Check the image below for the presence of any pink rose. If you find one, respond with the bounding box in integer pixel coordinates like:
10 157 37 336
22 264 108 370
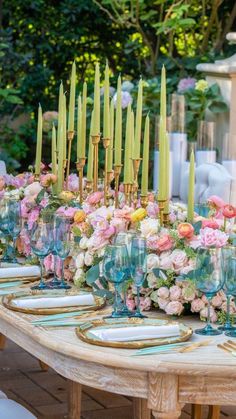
191 298 205 313
202 219 219 229
211 294 223 308
157 297 169 310
170 249 188 273
169 285 182 301
200 227 228 248
159 252 173 270
114 206 133 220
87 191 104 205
157 287 169 299
200 306 217 323
147 235 159 250
165 301 184 316
157 235 173 252
139 297 152 311
208 195 225 209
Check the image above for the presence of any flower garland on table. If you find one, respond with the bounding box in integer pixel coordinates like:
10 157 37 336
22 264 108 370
0 172 236 322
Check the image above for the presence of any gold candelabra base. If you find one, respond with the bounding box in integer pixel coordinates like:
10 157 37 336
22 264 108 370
163 211 170 226
132 158 142 208
92 134 101 193
158 199 167 227
114 164 122 209
76 157 86 204
66 130 75 190
86 180 93 195
124 183 132 206
103 137 111 207
140 194 149 209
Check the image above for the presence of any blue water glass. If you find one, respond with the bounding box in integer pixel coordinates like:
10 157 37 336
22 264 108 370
54 215 71 290
47 250 61 288
194 204 209 218
130 237 147 318
194 247 224 336
103 244 130 318
0 199 15 263
30 222 54 290
220 246 236 337
7 199 21 264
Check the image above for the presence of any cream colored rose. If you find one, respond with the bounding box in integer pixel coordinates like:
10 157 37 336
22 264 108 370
147 253 159 271
84 251 94 266
79 237 88 250
75 252 85 269
24 182 43 198
140 218 159 238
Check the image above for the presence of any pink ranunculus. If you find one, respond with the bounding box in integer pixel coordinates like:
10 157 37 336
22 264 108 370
222 204 236 219
202 219 220 229
157 235 173 252
165 301 184 316
208 195 225 209
170 249 188 273
169 285 182 301
0 176 5 191
114 206 133 220
87 191 104 205
177 223 194 240
200 306 217 323
147 202 159 218
191 298 205 313
139 297 152 311
157 287 170 299
200 227 229 248
157 297 169 310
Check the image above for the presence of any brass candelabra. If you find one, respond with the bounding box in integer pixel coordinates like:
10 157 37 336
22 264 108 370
158 199 166 227
92 134 101 192
66 130 75 189
124 183 132 206
132 158 142 208
103 137 111 207
114 164 122 209
86 180 93 195
76 157 86 204
140 194 149 209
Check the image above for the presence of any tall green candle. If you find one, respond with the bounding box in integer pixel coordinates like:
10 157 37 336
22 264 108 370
51 124 57 195
63 93 67 162
187 150 195 222
76 95 82 161
141 114 150 196
35 104 43 176
92 63 100 136
130 110 134 183
160 65 166 133
103 61 110 139
114 75 122 166
123 104 132 184
57 124 64 194
87 110 94 182
68 61 76 132
57 82 64 154
164 133 170 214
108 99 114 172
81 82 87 158
158 117 166 200
133 78 143 159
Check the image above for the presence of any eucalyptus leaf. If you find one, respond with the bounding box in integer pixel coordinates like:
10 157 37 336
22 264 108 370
86 264 100 286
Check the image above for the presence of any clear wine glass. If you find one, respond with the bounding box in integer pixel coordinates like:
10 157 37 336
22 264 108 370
103 244 130 318
194 247 224 335
130 237 147 318
54 215 71 290
30 221 53 290
7 199 21 264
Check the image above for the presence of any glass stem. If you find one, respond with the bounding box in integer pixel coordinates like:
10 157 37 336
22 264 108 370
136 286 141 314
226 294 231 327
12 236 17 260
206 297 212 330
39 258 45 287
60 258 66 285
114 286 119 313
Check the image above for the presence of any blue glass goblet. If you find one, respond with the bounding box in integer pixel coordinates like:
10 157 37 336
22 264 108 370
194 247 224 335
30 221 53 290
7 199 21 264
103 244 130 318
130 237 147 318
54 215 71 290
0 199 14 263
220 246 236 337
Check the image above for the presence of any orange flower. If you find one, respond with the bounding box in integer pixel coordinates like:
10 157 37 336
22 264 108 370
177 223 194 239
74 210 86 224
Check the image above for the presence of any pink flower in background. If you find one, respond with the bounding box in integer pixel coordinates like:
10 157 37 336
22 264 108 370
157 287 169 299
24 182 43 199
18 228 31 256
169 285 182 301
68 174 79 193
57 206 77 219
165 301 184 315
200 306 217 323
200 227 228 248
114 206 133 220
177 77 196 93
191 298 205 313
44 254 54 273
87 191 104 205
110 217 127 232
147 235 159 250
147 202 159 218
157 297 169 310
159 252 173 270
188 235 201 249
126 297 136 311
157 235 173 252
208 195 225 209
28 208 40 229
139 297 152 311
41 173 57 188
202 219 219 229
170 249 188 273
211 294 223 308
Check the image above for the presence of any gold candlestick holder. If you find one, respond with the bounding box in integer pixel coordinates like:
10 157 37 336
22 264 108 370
86 180 93 195
132 158 142 208
66 130 75 190
163 211 170 226
92 134 101 192
158 199 166 227
76 157 86 204
140 194 149 209
114 164 122 209
103 137 111 207
124 183 132 206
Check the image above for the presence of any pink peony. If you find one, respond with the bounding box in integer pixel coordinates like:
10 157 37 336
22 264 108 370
157 235 173 252
157 287 170 299
191 298 205 313
87 191 104 205
165 301 184 316
169 285 182 301
200 227 228 248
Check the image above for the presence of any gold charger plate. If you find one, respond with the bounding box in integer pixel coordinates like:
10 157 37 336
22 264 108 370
76 318 193 349
0 276 40 284
2 290 106 315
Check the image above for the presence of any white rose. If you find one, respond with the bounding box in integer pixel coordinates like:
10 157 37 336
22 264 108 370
170 249 188 273
140 219 159 238
97 246 106 258
74 268 84 280
159 251 173 270
147 272 158 288
84 251 94 266
75 252 85 269
79 237 88 250
24 182 43 198
147 254 159 272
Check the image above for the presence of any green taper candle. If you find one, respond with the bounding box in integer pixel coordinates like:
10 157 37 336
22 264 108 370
87 110 94 182
51 124 57 195
81 82 87 158
141 114 150 196
158 117 166 200
103 61 110 139
164 133 170 214
114 75 122 166
187 150 195 222
130 110 134 183
57 82 63 154
124 104 132 184
108 99 114 172
35 104 42 176
133 78 143 159
68 61 76 132
92 63 100 135
63 93 67 162
76 95 82 161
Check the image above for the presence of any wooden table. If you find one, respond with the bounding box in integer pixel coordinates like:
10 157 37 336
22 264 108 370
0 302 236 419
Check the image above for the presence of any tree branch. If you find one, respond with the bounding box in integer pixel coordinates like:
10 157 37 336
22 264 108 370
201 0 223 53
214 1 236 52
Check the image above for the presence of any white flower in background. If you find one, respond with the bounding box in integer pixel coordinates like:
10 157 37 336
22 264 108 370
79 237 88 250
84 251 94 266
75 252 85 269
121 80 134 92
24 182 43 198
140 218 159 238
147 254 160 271
113 91 133 109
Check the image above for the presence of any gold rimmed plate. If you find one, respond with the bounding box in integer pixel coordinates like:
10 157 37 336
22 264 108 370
76 318 193 349
2 290 106 315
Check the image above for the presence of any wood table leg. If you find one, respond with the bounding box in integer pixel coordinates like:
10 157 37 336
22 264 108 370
38 360 49 372
0 333 6 350
147 373 182 419
68 381 82 419
208 405 220 419
133 398 151 419
192 404 202 419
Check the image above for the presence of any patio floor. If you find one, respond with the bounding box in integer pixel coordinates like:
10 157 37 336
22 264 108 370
0 338 236 419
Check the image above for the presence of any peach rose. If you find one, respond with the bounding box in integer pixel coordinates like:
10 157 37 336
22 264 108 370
169 285 182 301
41 173 57 187
177 223 194 239
157 297 169 310
157 286 169 299
157 235 173 252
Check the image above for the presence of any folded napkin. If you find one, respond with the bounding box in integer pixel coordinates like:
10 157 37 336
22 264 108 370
90 324 180 342
11 294 95 309
0 266 40 279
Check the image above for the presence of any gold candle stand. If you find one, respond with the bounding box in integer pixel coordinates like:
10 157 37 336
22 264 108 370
76 157 86 204
114 164 122 209
158 199 166 227
86 180 93 195
92 134 101 192
66 130 75 190
103 138 111 207
132 158 142 208
124 183 132 206
140 194 149 209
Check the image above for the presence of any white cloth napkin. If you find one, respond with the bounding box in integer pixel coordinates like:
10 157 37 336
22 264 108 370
90 324 180 342
11 294 95 309
0 266 40 279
